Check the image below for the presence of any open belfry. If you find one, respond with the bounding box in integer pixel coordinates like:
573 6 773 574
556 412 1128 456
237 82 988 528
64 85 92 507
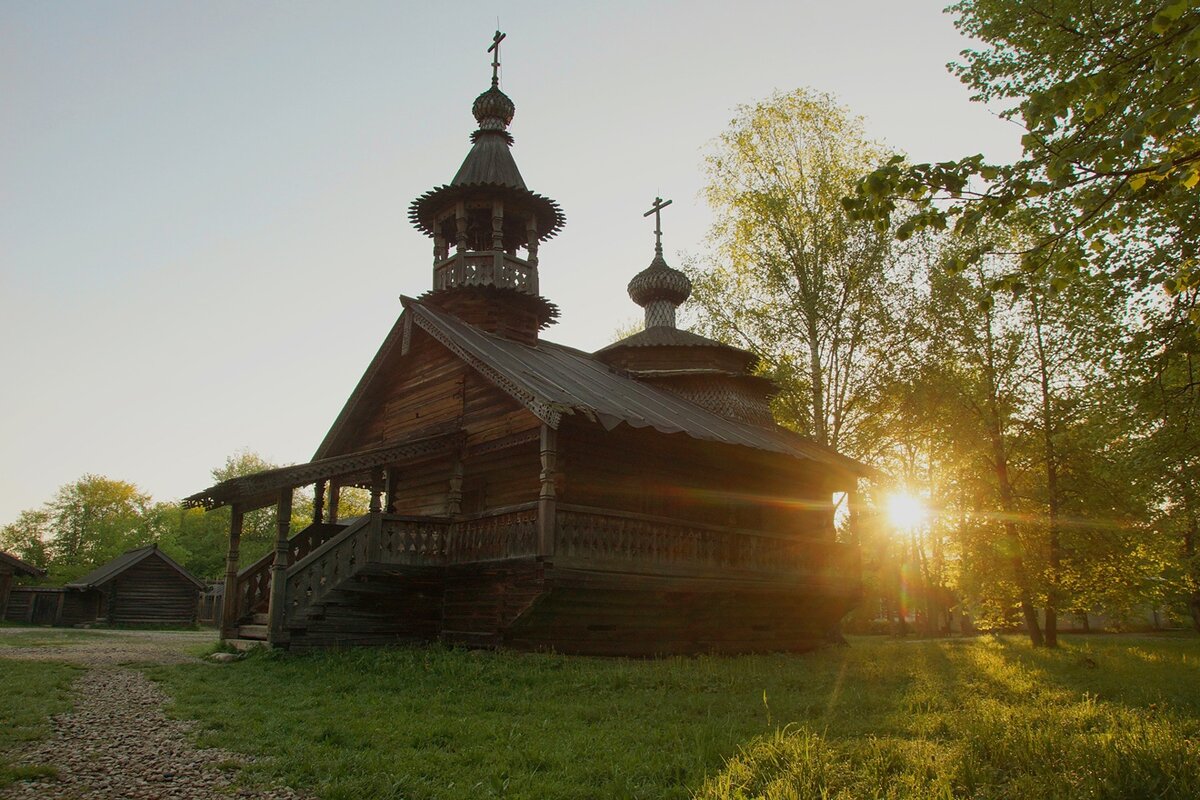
186 33 870 655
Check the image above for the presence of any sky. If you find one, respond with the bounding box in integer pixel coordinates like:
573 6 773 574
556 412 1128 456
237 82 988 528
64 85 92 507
0 0 1025 524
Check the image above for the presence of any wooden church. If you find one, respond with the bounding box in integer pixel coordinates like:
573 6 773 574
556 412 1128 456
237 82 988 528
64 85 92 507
185 34 870 655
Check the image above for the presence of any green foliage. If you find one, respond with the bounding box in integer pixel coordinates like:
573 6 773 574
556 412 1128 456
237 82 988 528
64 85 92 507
0 450 300 584
0 510 51 571
146 635 1200 800
844 0 1200 305
688 88 897 453
44 476 154 582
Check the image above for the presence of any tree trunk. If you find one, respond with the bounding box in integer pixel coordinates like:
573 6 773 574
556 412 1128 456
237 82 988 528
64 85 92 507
981 293 1044 647
806 318 827 447
1186 513 1200 634
1031 293 1061 648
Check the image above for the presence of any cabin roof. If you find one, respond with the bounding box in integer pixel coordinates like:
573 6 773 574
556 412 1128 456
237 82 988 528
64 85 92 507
185 431 463 511
0 550 44 578
402 298 875 478
65 545 205 591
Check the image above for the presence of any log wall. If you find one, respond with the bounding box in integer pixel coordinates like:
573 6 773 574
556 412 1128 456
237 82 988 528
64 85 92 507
107 557 200 627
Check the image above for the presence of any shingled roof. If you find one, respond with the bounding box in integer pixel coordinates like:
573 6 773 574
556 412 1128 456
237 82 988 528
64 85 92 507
315 298 875 479
0 550 44 578
65 545 204 591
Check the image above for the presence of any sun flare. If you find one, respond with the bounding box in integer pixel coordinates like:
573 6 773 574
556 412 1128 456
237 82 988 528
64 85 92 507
887 492 928 530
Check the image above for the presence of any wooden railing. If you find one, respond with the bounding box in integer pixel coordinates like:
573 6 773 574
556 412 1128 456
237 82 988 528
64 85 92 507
555 505 857 580
283 515 376 630
235 521 347 618
378 515 451 564
282 514 454 630
433 251 538 293
446 503 539 562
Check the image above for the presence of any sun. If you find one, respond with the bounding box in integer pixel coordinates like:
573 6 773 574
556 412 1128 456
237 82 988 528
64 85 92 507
887 491 928 530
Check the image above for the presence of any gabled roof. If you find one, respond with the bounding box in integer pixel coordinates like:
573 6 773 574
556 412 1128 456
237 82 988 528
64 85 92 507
0 550 44 578
402 299 875 478
65 545 205 591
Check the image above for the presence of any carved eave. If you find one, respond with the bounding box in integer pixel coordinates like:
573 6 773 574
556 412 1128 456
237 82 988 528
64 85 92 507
418 284 560 330
186 431 465 512
408 184 565 242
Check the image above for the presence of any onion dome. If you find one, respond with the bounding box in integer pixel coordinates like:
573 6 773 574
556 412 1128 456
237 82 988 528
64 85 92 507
627 197 690 329
472 85 516 131
598 197 776 427
628 253 693 310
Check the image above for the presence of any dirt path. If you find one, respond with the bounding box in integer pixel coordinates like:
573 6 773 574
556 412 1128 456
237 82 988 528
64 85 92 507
0 628 309 800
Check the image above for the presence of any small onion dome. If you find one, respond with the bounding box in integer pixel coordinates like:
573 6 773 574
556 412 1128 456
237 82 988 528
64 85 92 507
627 254 692 308
473 85 515 131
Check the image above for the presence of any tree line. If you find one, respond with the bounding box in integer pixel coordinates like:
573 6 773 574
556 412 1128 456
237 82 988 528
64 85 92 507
687 0 1199 643
0 452 368 585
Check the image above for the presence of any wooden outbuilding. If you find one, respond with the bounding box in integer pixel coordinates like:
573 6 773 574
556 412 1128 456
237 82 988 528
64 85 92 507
185 34 874 655
0 550 44 621
62 545 205 627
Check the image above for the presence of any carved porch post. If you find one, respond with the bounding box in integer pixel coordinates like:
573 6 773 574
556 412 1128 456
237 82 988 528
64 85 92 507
220 504 244 641
368 467 385 562
267 488 293 645
538 424 557 556
327 480 340 524
313 480 326 526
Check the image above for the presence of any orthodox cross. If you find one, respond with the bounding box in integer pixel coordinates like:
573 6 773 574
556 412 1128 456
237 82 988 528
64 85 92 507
643 196 673 257
488 30 506 87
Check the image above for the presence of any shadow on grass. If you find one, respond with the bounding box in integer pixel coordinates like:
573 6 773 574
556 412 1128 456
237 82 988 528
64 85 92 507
145 635 1200 800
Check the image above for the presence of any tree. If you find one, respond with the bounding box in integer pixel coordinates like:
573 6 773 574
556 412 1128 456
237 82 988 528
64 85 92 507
845 0 1200 306
45 475 154 581
687 88 897 456
0 509 52 571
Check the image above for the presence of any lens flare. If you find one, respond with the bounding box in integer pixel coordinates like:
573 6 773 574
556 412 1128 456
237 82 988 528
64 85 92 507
887 492 927 530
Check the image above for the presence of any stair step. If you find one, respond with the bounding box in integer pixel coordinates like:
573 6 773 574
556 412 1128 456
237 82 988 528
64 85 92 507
223 638 272 652
251 613 269 625
238 624 269 640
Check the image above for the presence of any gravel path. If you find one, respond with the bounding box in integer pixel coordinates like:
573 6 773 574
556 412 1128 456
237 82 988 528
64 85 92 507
0 629 310 799
0 627 216 665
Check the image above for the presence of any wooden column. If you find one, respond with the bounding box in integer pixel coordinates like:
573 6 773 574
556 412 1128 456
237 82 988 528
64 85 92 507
220 504 244 640
313 480 326 526
446 456 464 517
327 480 340 524
846 484 861 548
538 424 558 556
267 488 293 645
0 571 12 621
384 468 400 515
369 468 384 514
368 468 384 562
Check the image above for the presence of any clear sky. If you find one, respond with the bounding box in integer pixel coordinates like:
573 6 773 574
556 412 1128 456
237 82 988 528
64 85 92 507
0 0 1023 524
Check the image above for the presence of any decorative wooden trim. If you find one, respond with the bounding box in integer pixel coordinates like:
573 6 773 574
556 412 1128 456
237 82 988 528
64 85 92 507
220 504 244 641
408 307 563 428
184 428 464 511
267 489 293 645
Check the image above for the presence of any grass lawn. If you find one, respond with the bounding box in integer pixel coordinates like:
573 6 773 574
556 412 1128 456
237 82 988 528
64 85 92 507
0 659 81 787
146 634 1199 800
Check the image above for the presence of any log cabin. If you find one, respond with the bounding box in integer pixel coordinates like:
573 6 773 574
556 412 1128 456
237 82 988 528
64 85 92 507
0 550 44 621
62 545 205 627
184 33 873 655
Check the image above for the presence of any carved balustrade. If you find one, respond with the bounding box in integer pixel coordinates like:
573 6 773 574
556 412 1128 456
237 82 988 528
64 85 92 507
433 251 537 293
445 503 539 562
235 521 347 617
555 504 858 581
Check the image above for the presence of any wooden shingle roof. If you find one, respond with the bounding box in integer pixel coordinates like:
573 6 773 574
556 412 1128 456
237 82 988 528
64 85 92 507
65 545 204 590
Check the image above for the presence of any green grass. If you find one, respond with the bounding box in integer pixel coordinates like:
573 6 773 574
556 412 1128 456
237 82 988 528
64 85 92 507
145 635 1199 800
0 659 80 787
0 629 103 648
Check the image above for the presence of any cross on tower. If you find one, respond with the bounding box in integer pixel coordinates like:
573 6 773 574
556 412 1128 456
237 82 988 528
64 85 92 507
488 30 506 87
643 197 673 257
